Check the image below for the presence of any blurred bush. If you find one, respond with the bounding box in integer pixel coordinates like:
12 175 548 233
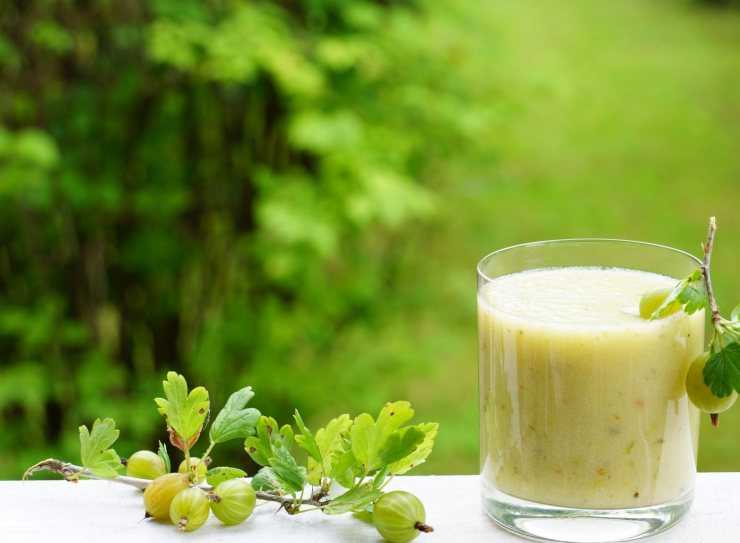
0 0 486 476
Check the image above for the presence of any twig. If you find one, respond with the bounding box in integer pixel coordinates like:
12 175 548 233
699 217 728 427
23 459 149 490
23 459 328 511
700 216 721 327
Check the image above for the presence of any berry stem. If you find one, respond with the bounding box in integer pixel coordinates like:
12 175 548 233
414 521 434 533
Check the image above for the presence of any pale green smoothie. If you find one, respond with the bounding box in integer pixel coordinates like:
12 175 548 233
479 267 703 509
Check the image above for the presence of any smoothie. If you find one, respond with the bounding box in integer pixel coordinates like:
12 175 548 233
479 267 703 509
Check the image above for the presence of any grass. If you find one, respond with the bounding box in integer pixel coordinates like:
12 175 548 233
401 0 740 474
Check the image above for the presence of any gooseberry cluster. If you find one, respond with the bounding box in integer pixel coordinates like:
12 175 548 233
140 473 255 531
24 372 438 542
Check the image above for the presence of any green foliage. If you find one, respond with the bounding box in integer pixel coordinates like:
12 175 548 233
158 441 171 473
154 372 210 449
650 269 707 320
705 342 740 398
306 414 353 485
209 387 260 444
206 466 247 486
79 418 121 478
323 483 383 515
0 0 483 477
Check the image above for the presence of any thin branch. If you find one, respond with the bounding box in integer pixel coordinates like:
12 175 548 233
701 216 721 327
23 459 149 490
23 459 328 511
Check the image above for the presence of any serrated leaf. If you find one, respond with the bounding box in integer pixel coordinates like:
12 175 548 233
379 426 425 465
293 410 321 463
209 386 260 444
353 510 374 524
252 466 283 493
372 466 389 489
351 401 414 473
328 441 360 488
677 279 707 314
388 422 438 474
79 418 121 478
307 414 352 485
323 483 383 515
269 446 307 494
244 416 295 467
280 424 295 448
157 440 171 473
207 466 247 486
704 342 740 398
651 269 706 319
154 372 210 448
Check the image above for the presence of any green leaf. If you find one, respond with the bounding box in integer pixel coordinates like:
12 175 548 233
379 426 425 465
677 277 707 314
388 422 439 475
244 416 292 466
353 510 374 524
328 441 361 489
206 466 247 486
651 269 706 319
157 440 171 473
704 342 740 398
372 466 389 489
307 414 352 485
293 410 321 463
209 386 260 444
350 401 415 473
154 372 210 448
323 483 383 515
79 418 121 478
251 467 283 493
268 445 308 494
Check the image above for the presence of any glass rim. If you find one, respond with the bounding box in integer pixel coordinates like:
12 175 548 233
476 238 702 283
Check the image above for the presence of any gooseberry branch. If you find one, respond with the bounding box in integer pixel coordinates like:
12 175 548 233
23 459 329 509
700 216 721 328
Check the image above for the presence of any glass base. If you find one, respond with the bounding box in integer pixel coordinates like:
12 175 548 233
483 487 693 543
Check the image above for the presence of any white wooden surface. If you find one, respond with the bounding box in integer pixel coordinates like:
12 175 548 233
2 475 738 542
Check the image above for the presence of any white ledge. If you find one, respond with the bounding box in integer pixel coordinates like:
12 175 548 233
3 474 739 542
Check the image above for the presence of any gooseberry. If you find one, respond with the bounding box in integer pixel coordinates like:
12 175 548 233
686 352 738 413
209 478 256 526
126 450 166 480
178 457 208 483
639 287 679 319
143 473 190 521
372 491 433 543
170 487 210 532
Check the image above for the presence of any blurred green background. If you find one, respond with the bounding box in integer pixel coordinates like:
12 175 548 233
1 0 739 479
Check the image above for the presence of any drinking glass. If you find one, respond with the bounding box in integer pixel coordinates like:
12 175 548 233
478 239 704 543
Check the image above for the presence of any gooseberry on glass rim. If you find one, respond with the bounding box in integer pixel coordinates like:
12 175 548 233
209 478 256 526
170 487 210 532
686 352 738 414
143 473 190 521
372 491 433 543
639 287 680 319
126 450 166 480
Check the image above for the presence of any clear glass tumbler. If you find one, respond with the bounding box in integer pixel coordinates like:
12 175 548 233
478 240 704 543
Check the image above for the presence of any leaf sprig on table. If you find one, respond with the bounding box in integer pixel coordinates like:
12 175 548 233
23 371 438 542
